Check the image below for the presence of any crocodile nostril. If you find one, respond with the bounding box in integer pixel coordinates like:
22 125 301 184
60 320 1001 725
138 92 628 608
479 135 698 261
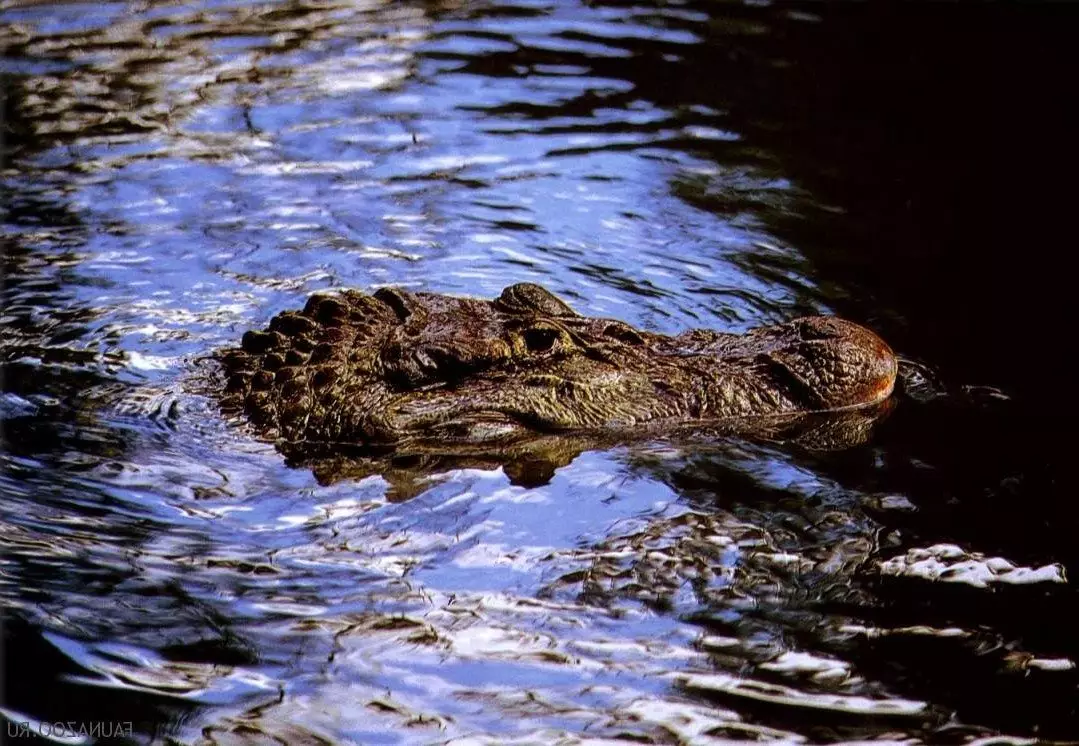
796 317 844 340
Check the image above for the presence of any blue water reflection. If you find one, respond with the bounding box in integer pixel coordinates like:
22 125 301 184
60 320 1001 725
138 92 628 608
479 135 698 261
2 0 1075 742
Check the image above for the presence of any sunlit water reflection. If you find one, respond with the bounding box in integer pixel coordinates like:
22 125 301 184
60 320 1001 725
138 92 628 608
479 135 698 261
2 0 1075 743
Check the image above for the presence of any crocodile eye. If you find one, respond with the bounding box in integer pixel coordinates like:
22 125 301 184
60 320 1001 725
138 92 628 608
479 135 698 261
603 322 644 345
496 283 578 317
373 287 415 322
415 349 439 371
523 327 559 353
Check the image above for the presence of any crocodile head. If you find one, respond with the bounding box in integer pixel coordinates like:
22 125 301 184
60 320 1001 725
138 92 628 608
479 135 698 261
216 283 897 458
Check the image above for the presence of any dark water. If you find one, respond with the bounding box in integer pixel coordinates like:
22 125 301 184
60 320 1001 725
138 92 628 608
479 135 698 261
2 1 1076 743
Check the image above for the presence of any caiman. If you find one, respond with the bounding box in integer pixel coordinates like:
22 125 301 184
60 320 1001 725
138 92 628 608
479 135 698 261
215 283 897 490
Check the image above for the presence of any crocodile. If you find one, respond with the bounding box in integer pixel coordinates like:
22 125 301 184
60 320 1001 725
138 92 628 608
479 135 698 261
215 283 896 490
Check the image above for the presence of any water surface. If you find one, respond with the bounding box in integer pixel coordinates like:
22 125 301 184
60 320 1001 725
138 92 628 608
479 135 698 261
2 1 1076 743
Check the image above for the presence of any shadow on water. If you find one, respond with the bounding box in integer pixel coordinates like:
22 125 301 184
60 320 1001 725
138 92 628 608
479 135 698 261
1 0 1077 742
629 3 1079 735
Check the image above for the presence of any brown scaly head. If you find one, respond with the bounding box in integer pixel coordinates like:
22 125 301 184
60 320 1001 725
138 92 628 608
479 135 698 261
216 283 897 453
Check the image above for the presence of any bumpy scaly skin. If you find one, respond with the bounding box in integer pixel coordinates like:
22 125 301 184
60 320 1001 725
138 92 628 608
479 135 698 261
217 283 897 451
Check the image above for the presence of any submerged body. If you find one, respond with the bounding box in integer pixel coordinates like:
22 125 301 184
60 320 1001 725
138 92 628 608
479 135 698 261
217 283 897 454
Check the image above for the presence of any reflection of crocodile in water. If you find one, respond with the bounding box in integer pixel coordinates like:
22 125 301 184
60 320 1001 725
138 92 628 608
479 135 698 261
216 283 897 489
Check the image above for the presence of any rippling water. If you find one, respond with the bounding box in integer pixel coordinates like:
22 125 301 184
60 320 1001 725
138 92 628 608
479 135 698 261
2 1 1076 743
